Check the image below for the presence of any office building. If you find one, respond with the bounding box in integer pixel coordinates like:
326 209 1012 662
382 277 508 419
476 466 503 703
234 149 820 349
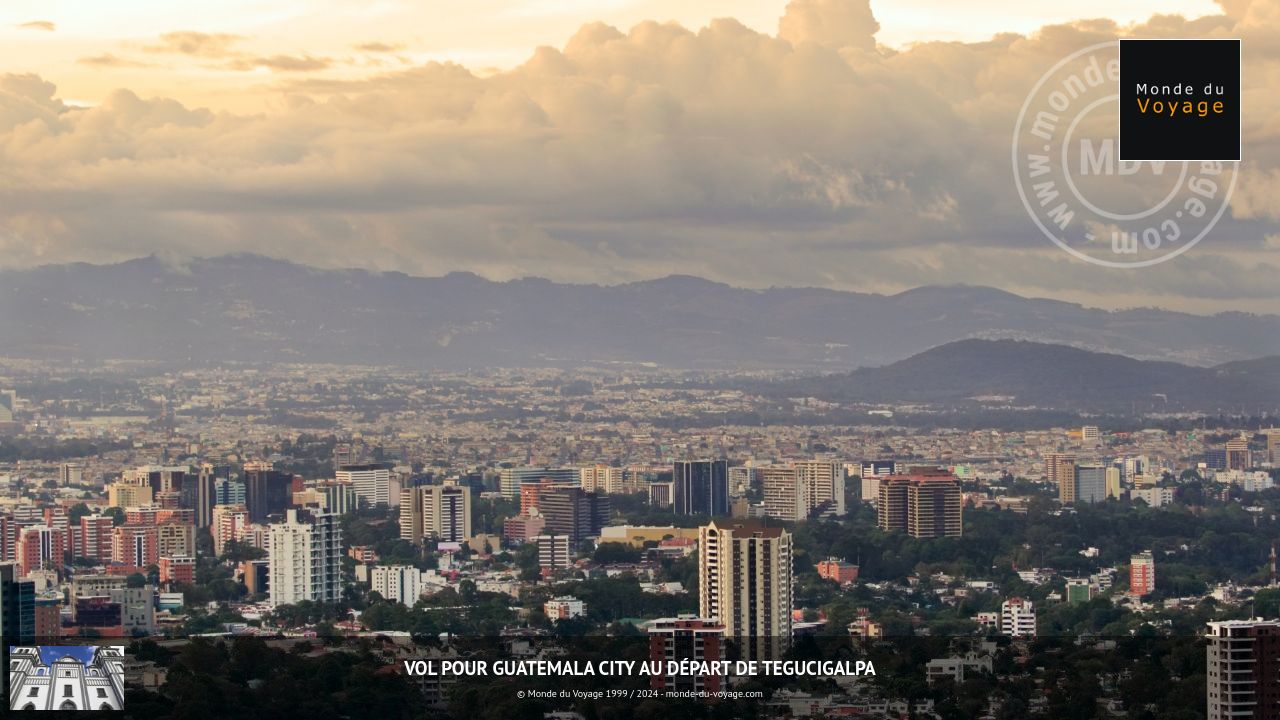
159 555 195 585
78 515 115 564
698 520 793 661
338 462 395 508
268 509 343 606
1130 551 1155 597
2 562 35 644
195 463 233 529
1206 620 1280 720
59 463 84 487
371 565 424 606
1081 425 1101 444
674 460 729 516
648 481 674 508
544 596 585 620
647 616 725 694
876 470 963 539
816 558 860 585
1074 464 1107 504
1000 597 1036 637
156 522 195 559
539 487 610 544
1226 437 1251 472
211 504 251 556
244 461 294 522
499 467 580 500
760 462 846 520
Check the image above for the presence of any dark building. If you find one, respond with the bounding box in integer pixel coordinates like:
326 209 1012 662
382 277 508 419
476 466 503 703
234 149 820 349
195 463 233 529
2 563 36 697
74 597 122 632
244 464 295 523
1203 448 1228 471
539 488 611 544
1207 620 1280 719
673 460 729 516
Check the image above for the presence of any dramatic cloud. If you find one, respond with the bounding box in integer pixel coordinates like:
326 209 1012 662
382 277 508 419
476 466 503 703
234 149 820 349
17 21 56 32
1 0 1279 313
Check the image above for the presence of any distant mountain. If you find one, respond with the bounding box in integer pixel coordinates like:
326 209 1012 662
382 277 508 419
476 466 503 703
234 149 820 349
775 339 1280 413
1 254 1279 370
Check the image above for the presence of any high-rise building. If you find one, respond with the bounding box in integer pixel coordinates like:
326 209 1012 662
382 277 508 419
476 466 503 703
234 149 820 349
1000 597 1036 637
536 534 572 576
540 487 610 544
674 460 729 516
268 509 343 606
1206 620 1280 720
1130 551 1155 597
647 616 725 694
371 565 424 606
698 520 792 661
337 463 395 508
1045 453 1077 503
1266 430 1280 465
859 461 896 504
156 522 195 559
499 467 580 500
111 525 158 569
78 515 115 564
211 504 251 556
648 481 674 508
1 562 35 644
400 481 473 544
876 470 963 538
244 461 295 522
17 525 65 576
1074 464 1108 504
59 463 84 487
107 482 153 509
760 462 846 520
579 465 624 494
159 555 196 585
195 463 234 529
1226 436 1251 472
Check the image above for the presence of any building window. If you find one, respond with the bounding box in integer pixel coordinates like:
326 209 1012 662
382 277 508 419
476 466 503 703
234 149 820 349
98 688 107 698
64 685 74 696
29 687 39 697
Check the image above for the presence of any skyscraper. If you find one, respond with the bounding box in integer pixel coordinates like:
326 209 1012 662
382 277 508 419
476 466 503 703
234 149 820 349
196 463 234 528
268 509 343 606
698 520 792 661
674 460 729 516
1206 620 1280 720
1226 436 1251 472
244 461 294 522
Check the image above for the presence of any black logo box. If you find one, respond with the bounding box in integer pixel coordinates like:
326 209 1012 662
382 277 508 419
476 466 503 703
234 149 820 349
1119 38 1241 161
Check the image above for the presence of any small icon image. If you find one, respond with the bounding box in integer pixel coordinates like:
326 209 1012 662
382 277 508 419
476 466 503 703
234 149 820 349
9 646 125 711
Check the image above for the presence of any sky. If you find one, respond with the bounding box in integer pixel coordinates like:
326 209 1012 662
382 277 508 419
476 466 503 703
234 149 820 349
1 0 1278 314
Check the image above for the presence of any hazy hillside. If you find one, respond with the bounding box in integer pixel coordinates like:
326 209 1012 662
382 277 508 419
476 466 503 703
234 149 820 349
1 254 1278 369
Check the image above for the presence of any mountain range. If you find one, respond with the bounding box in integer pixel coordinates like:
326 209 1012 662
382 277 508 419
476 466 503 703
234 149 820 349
1 254 1278 370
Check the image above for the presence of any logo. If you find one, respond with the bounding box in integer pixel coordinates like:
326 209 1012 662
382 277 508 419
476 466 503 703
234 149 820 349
1012 41 1237 268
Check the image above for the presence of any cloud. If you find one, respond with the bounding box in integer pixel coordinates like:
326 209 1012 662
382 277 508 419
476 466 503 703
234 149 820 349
226 55 332 72
354 42 406 53
77 54 158 69
1 1 1280 313
144 31 243 58
18 21 55 32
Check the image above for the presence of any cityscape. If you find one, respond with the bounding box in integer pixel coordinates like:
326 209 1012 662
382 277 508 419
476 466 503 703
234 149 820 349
1 356 1279 718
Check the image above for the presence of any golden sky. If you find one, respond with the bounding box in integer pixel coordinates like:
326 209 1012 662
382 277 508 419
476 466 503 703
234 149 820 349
2 0 1278 314
3 0 1221 110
